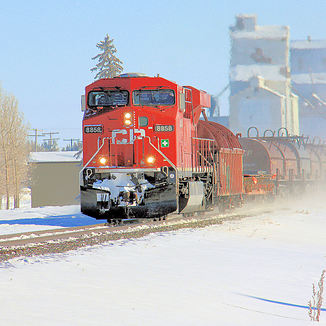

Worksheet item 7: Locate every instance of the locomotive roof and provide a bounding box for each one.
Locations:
[86,74,179,89]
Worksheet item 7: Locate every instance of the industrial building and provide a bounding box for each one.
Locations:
[291,39,326,139]
[229,14,299,137]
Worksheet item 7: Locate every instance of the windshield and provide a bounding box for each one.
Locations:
[133,89,175,106]
[88,90,129,107]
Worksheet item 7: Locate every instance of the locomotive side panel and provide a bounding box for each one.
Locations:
[196,120,244,199]
[218,149,244,196]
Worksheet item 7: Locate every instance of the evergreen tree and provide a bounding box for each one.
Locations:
[91,34,123,80]
[62,141,82,151]
[41,139,59,152]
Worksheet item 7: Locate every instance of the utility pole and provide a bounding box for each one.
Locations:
[43,131,60,151]
[63,138,80,150]
[28,129,44,152]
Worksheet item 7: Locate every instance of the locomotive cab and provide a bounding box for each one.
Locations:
[81,74,186,220]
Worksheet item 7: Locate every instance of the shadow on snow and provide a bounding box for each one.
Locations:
[0,214,103,227]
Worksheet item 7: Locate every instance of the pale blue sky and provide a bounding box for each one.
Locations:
[1,0,325,145]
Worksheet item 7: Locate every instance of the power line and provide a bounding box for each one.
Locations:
[43,131,60,150]
[28,129,44,152]
[43,131,60,143]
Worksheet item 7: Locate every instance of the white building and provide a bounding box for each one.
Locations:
[291,39,326,138]
[230,76,298,137]
[229,14,299,136]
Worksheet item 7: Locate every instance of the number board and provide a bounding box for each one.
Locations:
[84,125,103,134]
[154,125,174,132]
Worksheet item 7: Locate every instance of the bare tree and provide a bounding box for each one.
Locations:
[0,87,29,208]
[91,34,123,80]
[0,93,13,208]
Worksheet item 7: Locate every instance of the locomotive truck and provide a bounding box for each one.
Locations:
[80,73,244,222]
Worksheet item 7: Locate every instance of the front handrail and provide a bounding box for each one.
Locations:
[145,136,179,213]
[79,137,110,186]
[145,136,177,170]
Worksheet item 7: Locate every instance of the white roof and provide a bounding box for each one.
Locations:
[29,151,82,163]
[230,65,287,82]
[231,25,289,40]
[292,73,326,84]
[291,40,326,50]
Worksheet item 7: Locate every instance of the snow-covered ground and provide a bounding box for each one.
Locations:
[0,205,103,235]
[1,194,326,325]
[0,188,104,235]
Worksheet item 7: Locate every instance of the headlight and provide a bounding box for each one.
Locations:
[99,157,107,165]
[124,112,132,126]
[146,156,155,164]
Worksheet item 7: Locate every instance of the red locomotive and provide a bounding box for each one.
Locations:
[80,73,244,222]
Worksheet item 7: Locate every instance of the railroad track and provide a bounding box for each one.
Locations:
[0,207,273,262]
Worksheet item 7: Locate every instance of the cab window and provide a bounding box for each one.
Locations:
[85,90,129,117]
[88,90,129,107]
[133,89,175,106]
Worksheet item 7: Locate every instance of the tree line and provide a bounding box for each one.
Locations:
[29,138,82,152]
[0,86,29,209]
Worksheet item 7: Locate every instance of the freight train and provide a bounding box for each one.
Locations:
[240,128,326,197]
[80,73,326,222]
